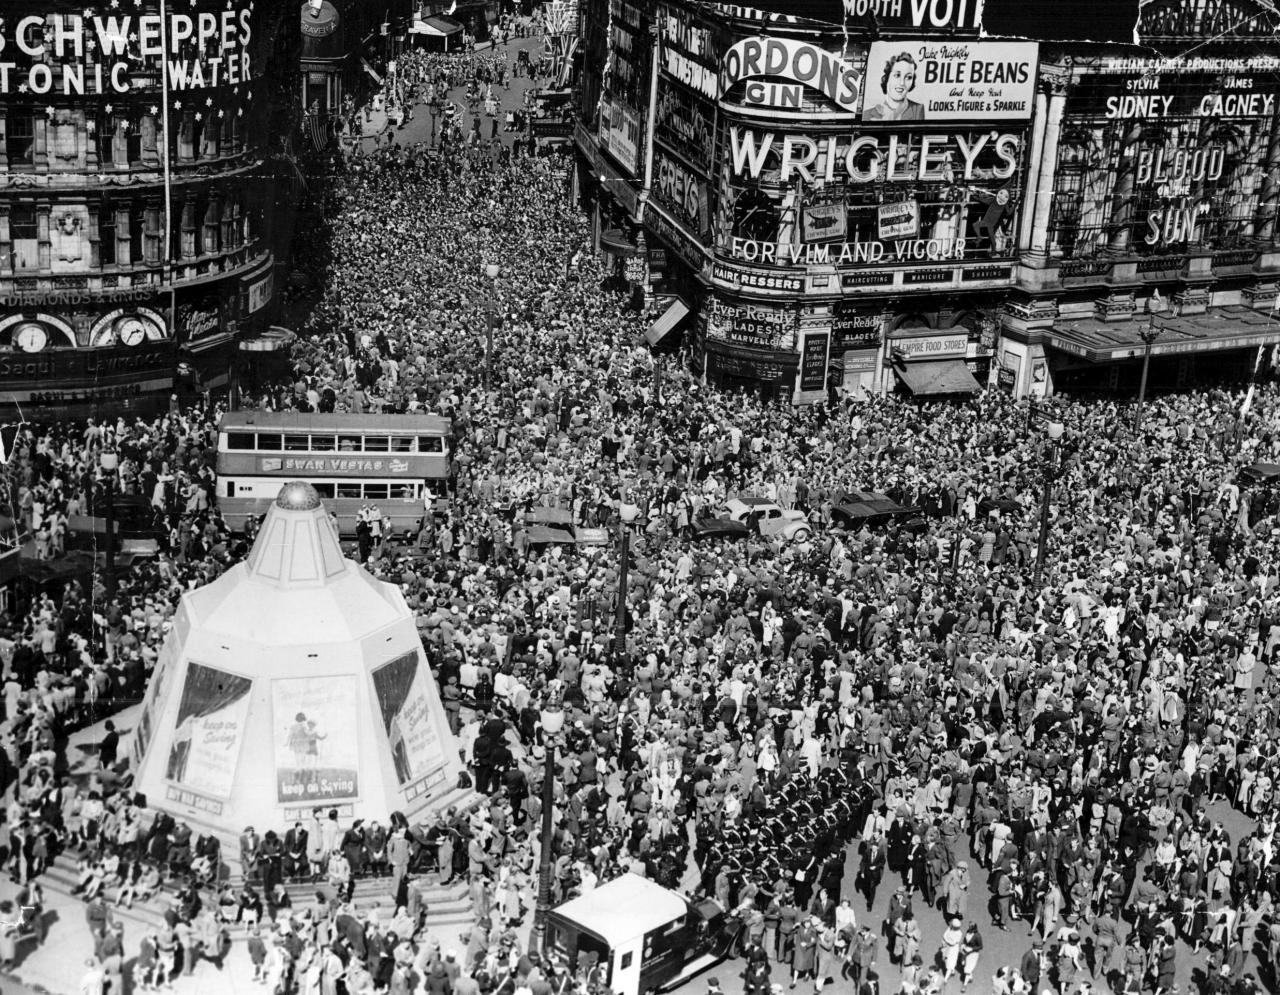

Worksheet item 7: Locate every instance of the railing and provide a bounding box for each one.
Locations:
[1212,248,1256,269]
[1137,254,1184,274]
[1058,257,1113,280]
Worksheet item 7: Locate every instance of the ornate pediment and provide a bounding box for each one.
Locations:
[1139,0,1280,42]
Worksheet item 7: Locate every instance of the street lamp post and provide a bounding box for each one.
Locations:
[1032,421,1064,588]
[483,263,500,391]
[529,691,565,955]
[614,521,630,659]
[100,451,119,599]
[1134,316,1165,433]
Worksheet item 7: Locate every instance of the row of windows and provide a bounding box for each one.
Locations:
[2,194,252,274]
[223,431,447,454]
[225,479,435,500]
[0,109,250,171]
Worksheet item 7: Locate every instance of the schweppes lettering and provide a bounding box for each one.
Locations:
[719,37,862,112]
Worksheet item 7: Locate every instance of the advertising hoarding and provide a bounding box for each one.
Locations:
[707,298,797,349]
[862,41,1037,122]
[598,96,642,174]
[719,37,863,111]
[796,331,831,402]
[878,200,920,239]
[372,652,448,788]
[803,203,848,242]
[165,662,252,800]
[272,675,361,804]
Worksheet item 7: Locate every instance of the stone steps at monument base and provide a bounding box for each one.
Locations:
[37,852,477,940]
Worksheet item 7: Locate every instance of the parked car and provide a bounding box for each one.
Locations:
[830,490,921,530]
[1238,462,1280,486]
[687,516,751,541]
[65,494,161,558]
[722,497,813,542]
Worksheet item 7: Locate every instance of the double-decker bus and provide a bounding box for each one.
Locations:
[215,412,453,534]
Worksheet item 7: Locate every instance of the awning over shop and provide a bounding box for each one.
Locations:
[645,297,690,346]
[1046,305,1280,363]
[239,326,297,353]
[599,227,641,257]
[894,360,981,396]
[411,13,463,34]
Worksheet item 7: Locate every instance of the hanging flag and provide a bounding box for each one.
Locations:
[0,424,24,465]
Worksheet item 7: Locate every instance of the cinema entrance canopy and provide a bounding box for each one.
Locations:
[1047,306,1280,363]
[1042,306,1280,394]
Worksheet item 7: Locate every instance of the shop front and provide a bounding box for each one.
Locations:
[697,31,1036,396]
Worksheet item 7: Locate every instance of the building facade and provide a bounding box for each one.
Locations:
[574,0,1280,400]
[0,0,299,417]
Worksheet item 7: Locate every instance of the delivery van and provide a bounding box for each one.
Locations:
[544,875,743,995]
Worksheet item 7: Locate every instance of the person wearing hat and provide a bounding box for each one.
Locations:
[1020,940,1043,993]
[1091,907,1120,981]
[938,917,964,979]
[791,914,819,990]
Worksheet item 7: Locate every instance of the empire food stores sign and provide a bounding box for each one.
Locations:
[0,7,254,95]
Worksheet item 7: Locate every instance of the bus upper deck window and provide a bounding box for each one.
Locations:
[311,435,337,452]
[258,434,282,451]
[365,435,390,453]
[338,435,362,452]
[418,436,444,453]
[284,434,310,452]
[313,483,336,498]
[337,481,361,498]
[363,484,389,500]
[226,432,256,451]
[390,436,414,453]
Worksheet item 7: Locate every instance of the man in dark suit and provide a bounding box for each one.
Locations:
[335,903,367,960]
[284,823,308,881]
[389,828,412,905]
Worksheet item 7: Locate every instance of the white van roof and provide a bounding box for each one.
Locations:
[551,874,689,946]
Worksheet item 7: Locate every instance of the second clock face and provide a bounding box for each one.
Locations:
[14,323,48,353]
[118,318,148,347]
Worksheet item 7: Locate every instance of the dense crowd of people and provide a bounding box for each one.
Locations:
[6,60,1280,995]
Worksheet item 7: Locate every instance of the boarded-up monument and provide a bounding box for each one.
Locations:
[132,481,466,842]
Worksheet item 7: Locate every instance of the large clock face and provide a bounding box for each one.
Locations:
[14,323,48,353]
[117,317,148,347]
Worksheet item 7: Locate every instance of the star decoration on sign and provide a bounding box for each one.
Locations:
[195,112,203,122]
[46,106,56,117]
[105,104,114,114]
[237,107,244,116]
[217,109,225,118]
[128,32,138,41]
[206,97,213,106]
[83,7,93,16]
[150,105,158,115]
[175,100,183,110]
[18,84,28,94]
[110,0,119,6]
